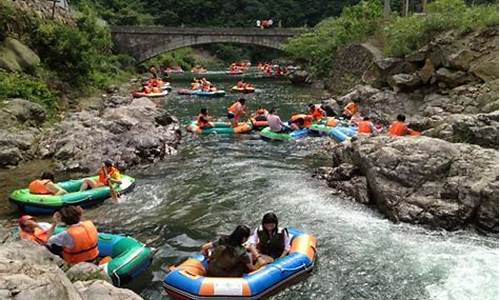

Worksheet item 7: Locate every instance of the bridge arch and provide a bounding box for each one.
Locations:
[111,26,306,62]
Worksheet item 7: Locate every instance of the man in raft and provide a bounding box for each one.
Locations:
[288,114,313,130]
[46,205,99,264]
[227,98,247,127]
[79,159,122,192]
[356,116,378,136]
[308,103,326,121]
[267,108,292,133]
[342,99,359,120]
[28,171,67,195]
[252,106,269,121]
[18,215,51,245]
[388,114,420,136]
[197,108,214,129]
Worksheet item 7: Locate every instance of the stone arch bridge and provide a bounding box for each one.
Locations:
[111,26,307,62]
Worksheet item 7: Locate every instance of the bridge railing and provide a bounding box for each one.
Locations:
[110,26,308,36]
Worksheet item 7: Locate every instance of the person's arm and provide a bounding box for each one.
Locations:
[201,240,215,256]
[45,212,60,240]
[108,171,122,185]
[370,123,379,136]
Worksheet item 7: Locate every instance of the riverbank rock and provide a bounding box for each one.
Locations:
[321,136,498,233]
[2,98,47,126]
[0,38,40,73]
[0,240,143,300]
[287,70,311,85]
[39,96,180,173]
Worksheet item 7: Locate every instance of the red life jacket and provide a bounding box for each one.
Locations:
[28,179,52,195]
[358,121,373,134]
[388,121,409,136]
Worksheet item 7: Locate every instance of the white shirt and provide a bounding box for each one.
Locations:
[248,227,291,252]
[47,222,87,249]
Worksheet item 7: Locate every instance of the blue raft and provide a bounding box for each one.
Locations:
[163,228,317,299]
[329,126,358,142]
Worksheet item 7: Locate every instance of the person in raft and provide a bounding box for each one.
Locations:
[267,108,292,133]
[356,116,379,136]
[308,103,326,121]
[388,114,420,136]
[197,108,214,129]
[201,225,259,277]
[341,99,359,120]
[79,159,122,192]
[28,171,68,195]
[227,98,247,127]
[18,215,52,245]
[252,105,269,121]
[288,114,313,130]
[46,205,99,264]
[247,212,290,267]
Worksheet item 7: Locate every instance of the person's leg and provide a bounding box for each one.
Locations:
[79,179,96,191]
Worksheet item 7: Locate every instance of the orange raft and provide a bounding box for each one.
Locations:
[163,228,316,300]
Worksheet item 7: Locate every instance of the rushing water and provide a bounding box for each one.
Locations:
[1,79,498,299]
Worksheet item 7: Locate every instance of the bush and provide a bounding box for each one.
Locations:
[284,0,383,77]
[385,0,498,56]
[0,70,58,114]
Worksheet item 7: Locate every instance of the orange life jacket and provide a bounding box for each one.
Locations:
[197,113,209,128]
[357,121,373,134]
[290,114,313,128]
[28,179,52,195]
[388,121,409,136]
[310,105,325,121]
[98,167,119,186]
[343,102,359,117]
[326,118,339,127]
[63,221,99,264]
[19,228,49,245]
[228,102,243,118]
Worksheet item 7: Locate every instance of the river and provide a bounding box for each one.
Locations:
[1,79,498,300]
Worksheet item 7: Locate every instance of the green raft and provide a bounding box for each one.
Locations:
[259,127,310,141]
[53,227,152,286]
[9,175,135,215]
[186,121,253,135]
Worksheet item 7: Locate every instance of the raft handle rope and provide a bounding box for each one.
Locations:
[272,263,307,273]
[111,246,146,286]
[65,196,92,204]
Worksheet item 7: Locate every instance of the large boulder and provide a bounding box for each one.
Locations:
[0,241,144,300]
[2,99,47,126]
[39,97,180,172]
[0,38,40,73]
[332,136,499,233]
[387,73,421,92]
[73,280,142,300]
[287,70,310,85]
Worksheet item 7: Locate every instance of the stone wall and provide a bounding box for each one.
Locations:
[8,0,75,25]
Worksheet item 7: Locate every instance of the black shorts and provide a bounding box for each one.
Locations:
[227,112,235,119]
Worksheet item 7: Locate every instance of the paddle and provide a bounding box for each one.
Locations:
[102,164,119,204]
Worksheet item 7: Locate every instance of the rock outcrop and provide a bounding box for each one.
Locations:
[38,96,180,173]
[0,240,143,299]
[319,136,498,233]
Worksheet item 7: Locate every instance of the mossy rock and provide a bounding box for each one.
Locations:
[0,38,40,73]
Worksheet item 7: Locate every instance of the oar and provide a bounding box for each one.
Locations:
[102,165,119,204]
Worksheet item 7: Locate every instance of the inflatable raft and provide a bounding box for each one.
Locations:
[53,227,152,286]
[259,127,309,141]
[191,90,226,98]
[163,228,316,300]
[231,86,255,94]
[9,175,135,215]
[187,121,252,135]
[329,126,358,142]
[132,90,168,98]
[177,89,195,95]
